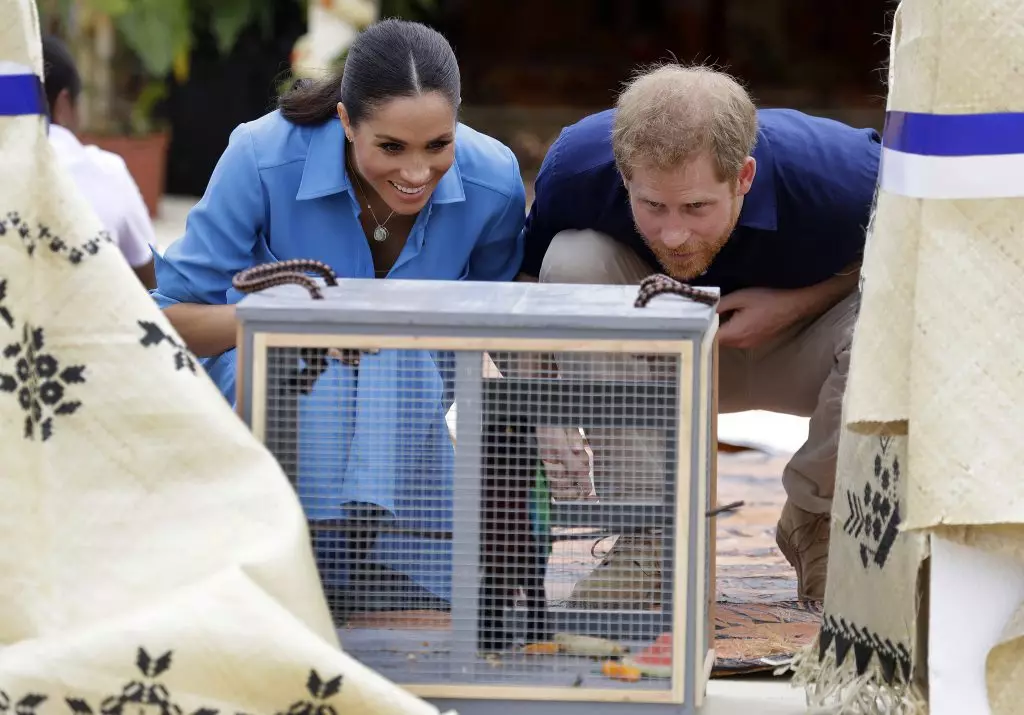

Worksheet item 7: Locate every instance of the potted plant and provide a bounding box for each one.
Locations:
[38,0,278,217]
[80,75,171,219]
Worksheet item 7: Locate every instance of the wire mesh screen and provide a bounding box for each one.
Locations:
[262,343,686,691]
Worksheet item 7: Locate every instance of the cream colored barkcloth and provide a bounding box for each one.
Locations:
[791,0,1024,712]
[0,3,450,713]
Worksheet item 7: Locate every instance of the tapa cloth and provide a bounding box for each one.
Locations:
[795,1,1024,712]
[791,429,927,713]
[0,2,450,713]
[844,0,1024,533]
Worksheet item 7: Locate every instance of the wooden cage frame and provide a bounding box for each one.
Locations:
[238,327,718,709]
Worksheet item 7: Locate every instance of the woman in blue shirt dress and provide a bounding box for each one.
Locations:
[151,19,526,615]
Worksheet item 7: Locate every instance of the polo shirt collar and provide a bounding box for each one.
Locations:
[48,123,84,155]
[736,130,778,231]
[296,117,465,204]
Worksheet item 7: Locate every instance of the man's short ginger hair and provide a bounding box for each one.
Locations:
[612,64,758,183]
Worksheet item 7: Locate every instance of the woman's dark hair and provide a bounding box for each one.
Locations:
[279,18,460,126]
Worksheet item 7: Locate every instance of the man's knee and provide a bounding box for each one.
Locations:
[539,230,653,285]
[831,290,861,360]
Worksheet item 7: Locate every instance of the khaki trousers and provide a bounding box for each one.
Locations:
[539,230,858,515]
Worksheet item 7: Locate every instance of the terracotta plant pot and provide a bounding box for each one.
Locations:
[78,131,171,218]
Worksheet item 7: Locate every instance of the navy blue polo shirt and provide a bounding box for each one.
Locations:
[520,108,881,295]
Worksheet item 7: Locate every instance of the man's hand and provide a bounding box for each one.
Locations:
[716,287,809,350]
[535,426,593,500]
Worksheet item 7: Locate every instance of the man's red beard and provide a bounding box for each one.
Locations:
[637,199,741,281]
[648,236,726,280]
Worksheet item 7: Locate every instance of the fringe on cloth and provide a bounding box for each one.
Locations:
[783,642,927,715]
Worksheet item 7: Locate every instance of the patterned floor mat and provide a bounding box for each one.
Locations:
[713,600,823,675]
[712,449,822,676]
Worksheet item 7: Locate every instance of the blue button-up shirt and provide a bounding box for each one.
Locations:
[521,108,881,295]
[152,110,526,601]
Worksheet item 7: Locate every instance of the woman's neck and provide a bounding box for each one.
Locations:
[351,164,419,229]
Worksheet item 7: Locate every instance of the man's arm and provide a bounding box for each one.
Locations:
[717,140,871,350]
[787,260,860,322]
[517,132,577,281]
[763,122,878,325]
[798,125,878,315]
[717,262,861,350]
[133,257,157,290]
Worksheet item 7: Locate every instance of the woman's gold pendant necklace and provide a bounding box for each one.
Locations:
[348,160,395,242]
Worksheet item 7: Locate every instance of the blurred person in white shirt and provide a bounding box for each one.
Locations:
[41,35,157,289]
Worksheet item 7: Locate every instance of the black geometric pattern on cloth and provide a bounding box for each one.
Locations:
[0,691,47,714]
[0,323,85,441]
[0,204,108,451]
[0,646,353,715]
[0,212,113,264]
[138,321,197,374]
[818,614,912,686]
[841,436,901,569]
[0,280,14,330]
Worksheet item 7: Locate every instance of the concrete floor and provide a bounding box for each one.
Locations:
[705,679,808,713]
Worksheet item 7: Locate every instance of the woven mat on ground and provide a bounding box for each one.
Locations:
[713,450,822,676]
[792,1,1024,712]
[0,3,448,713]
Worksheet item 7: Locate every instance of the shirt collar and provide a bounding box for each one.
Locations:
[295,117,465,204]
[736,129,778,231]
[47,123,85,155]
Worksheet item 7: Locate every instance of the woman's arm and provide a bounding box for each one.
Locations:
[151,123,266,356]
[163,303,238,358]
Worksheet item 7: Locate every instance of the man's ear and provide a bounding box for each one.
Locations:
[736,156,757,196]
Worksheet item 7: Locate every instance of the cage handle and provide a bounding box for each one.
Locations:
[634,273,719,308]
[231,259,368,380]
[232,259,339,300]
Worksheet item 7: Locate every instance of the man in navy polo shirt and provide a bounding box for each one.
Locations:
[520,64,880,603]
